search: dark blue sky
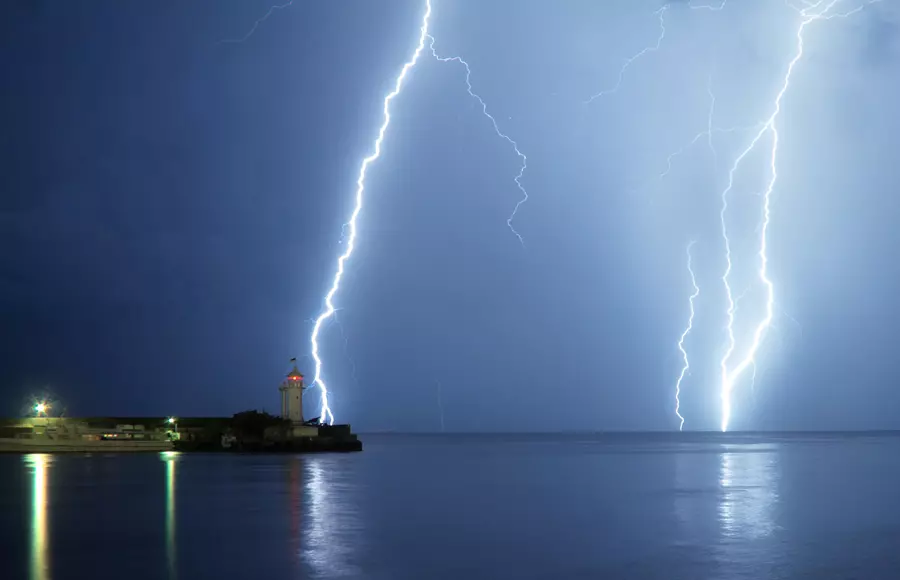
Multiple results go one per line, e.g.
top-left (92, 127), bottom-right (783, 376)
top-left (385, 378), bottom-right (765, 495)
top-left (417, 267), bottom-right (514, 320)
top-left (2, 0), bottom-right (898, 431)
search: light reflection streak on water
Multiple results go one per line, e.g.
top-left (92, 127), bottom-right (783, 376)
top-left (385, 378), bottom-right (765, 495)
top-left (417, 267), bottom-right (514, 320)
top-left (303, 458), bottom-right (360, 577)
top-left (718, 444), bottom-right (780, 541)
top-left (304, 459), bottom-right (331, 575)
top-left (161, 451), bottom-right (179, 579)
top-left (26, 454), bottom-right (50, 580)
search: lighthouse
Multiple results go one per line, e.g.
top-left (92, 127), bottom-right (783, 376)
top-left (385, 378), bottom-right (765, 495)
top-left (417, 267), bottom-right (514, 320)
top-left (279, 359), bottom-right (306, 425)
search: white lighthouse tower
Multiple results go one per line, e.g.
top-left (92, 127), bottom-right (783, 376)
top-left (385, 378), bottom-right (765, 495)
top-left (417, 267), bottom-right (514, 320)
top-left (279, 359), bottom-right (306, 425)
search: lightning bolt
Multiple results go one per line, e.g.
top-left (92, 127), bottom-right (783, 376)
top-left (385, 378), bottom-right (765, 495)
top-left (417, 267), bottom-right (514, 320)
top-left (748, 361), bottom-right (758, 396)
top-left (585, 1), bottom-right (734, 105)
top-left (309, 0), bottom-right (433, 425)
top-left (674, 241), bottom-right (701, 431)
top-left (586, 5), bottom-right (669, 103)
top-left (427, 36), bottom-right (529, 245)
top-left (220, 1), bottom-right (295, 44)
top-left (688, 0), bottom-right (728, 10)
top-left (655, 94), bottom-right (762, 186)
top-left (655, 76), bottom-right (765, 187)
top-left (718, 0), bottom-right (879, 432)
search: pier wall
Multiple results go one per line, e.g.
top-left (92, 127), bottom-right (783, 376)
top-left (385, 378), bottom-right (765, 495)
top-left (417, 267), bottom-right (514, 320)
top-left (0, 438), bottom-right (173, 453)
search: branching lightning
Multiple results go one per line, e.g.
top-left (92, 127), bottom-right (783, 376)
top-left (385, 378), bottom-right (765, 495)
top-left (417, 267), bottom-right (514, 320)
top-left (225, 0), bottom-right (879, 432)
top-left (674, 241), bottom-right (701, 431)
top-left (585, 1), bottom-right (734, 105)
top-left (221, 1), bottom-right (295, 44)
top-left (427, 36), bottom-right (529, 245)
top-left (654, 73), bottom-right (758, 188)
top-left (718, 0), bottom-right (879, 432)
top-left (306, 2), bottom-right (531, 421)
top-left (585, 0), bottom-right (875, 430)
top-left (656, 104), bottom-right (762, 184)
top-left (308, 0), bottom-right (434, 425)
top-left (586, 5), bottom-right (669, 103)
top-left (688, 0), bottom-right (728, 11)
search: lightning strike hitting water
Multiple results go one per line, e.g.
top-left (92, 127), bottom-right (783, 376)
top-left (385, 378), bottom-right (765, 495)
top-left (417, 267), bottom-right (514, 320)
top-left (718, 0), bottom-right (879, 432)
top-left (674, 241), bottom-right (700, 431)
top-left (427, 36), bottom-right (529, 245)
top-left (308, 0), bottom-right (433, 425)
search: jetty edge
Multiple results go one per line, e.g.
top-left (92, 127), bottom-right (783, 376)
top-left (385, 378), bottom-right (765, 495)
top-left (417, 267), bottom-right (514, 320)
top-left (1, 360), bottom-right (362, 453)
top-left (0, 414), bottom-right (362, 453)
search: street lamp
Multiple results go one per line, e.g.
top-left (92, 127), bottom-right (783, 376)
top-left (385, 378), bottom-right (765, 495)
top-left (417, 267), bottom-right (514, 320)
top-left (34, 402), bottom-right (48, 416)
top-left (166, 417), bottom-right (178, 441)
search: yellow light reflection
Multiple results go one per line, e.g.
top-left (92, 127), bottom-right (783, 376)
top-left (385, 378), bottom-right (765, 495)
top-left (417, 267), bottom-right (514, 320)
top-left (161, 451), bottom-right (179, 579)
top-left (26, 453), bottom-right (51, 580)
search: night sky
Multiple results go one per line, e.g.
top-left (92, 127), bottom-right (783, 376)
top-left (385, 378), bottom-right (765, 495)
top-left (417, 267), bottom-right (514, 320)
top-left (2, 0), bottom-right (898, 431)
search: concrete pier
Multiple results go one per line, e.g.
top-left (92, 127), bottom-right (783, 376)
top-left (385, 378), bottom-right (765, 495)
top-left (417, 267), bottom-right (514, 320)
top-left (0, 416), bottom-right (362, 453)
top-left (0, 438), bottom-right (173, 453)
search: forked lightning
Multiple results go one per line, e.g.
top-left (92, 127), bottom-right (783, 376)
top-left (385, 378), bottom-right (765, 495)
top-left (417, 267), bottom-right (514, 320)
top-left (674, 241), bottom-right (701, 431)
top-left (303, 1), bottom-right (528, 422)
top-left (719, 0), bottom-right (880, 431)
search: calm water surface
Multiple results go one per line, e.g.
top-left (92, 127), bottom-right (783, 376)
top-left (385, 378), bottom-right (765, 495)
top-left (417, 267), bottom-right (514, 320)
top-left (1, 433), bottom-right (899, 580)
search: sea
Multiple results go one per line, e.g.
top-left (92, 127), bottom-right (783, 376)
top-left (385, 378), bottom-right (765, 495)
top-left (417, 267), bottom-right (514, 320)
top-left (1, 432), bottom-right (899, 580)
